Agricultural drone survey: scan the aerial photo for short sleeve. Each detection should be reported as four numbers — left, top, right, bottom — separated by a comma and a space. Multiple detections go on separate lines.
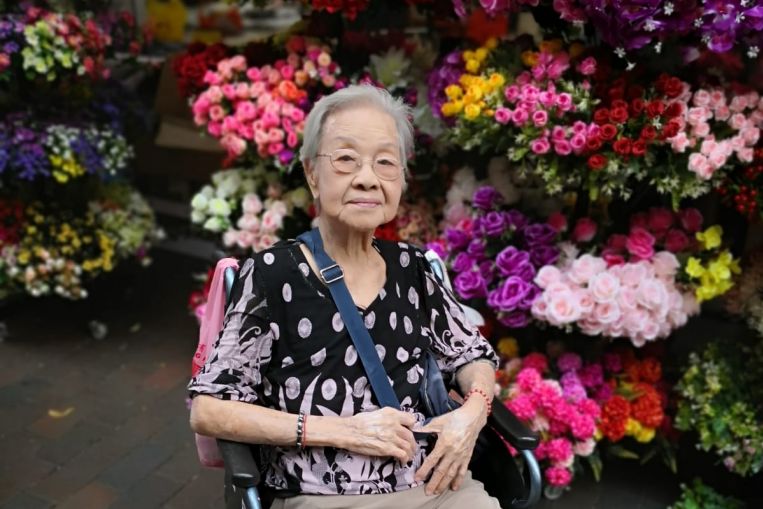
188, 257, 275, 403
416, 250, 499, 379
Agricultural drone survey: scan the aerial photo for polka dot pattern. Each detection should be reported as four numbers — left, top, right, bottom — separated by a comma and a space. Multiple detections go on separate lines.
189, 239, 499, 497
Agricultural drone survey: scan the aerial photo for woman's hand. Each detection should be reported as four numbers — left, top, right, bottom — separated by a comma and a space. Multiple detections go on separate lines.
344, 407, 418, 463
413, 398, 488, 495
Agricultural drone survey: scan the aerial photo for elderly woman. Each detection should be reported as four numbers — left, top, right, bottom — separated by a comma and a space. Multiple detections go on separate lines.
189, 85, 500, 508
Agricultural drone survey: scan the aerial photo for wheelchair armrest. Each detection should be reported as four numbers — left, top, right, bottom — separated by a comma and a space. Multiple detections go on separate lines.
217, 439, 261, 489
488, 396, 539, 450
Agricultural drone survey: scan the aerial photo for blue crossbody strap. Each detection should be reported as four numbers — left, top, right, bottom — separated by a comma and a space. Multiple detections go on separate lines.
296, 228, 401, 410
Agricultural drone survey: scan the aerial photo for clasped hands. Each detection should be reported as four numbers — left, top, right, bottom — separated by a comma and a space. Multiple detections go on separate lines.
346, 398, 488, 496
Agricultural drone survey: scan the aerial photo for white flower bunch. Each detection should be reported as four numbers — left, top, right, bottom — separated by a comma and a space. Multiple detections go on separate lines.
190, 168, 261, 233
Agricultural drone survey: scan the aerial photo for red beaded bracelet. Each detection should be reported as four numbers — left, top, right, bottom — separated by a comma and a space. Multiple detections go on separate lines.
465, 388, 493, 415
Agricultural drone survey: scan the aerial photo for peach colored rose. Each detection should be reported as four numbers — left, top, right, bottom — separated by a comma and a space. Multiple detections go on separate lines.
261, 210, 284, 232
237, 213, 261, 232
570, 254, 606, 285
589, 272, 620, 303
242, 193, 263, 215
236, 230, 257, 249
545, 292, 582, 325
651, 251, 680, 278
617, 286, 638, 311
223, 229, 238, 247
636, 278, 668, 310
575, 289, 595, 314
618, 263, 647, 288
593, 301, 621, 324
535, 265, 563, 289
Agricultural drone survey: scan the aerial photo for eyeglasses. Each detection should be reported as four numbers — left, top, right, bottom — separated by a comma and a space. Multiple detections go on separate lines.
316, 149, 403, 181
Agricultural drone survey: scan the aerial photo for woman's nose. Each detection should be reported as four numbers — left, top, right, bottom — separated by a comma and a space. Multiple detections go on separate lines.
353, 159, 380, 187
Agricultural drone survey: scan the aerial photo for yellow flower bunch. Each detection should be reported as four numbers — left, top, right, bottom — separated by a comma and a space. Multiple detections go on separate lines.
685, 225, 740, 302
49, 155, 86, 184
497, 337, 519, 358
625, 418, 656, 443
696, 225, 723, 250
441, 38, 506, 121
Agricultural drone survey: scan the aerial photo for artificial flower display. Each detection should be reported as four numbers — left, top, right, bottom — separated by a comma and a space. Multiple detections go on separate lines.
432, 37, 763, 204
0, 6, 147, 85
676, 340, 763, 477
190, 167, 312, 253
435, 185, 559, 328
0, 184, 161, 300
0, 115, 133, 184
718, 146, 763, 220
533, 207, 737, 345
190, 36, 345, 169
452, 1, 763, 58
498, 351, 601, 492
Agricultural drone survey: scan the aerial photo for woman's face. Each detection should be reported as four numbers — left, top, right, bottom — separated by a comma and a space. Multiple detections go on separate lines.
305, 104, 404, 233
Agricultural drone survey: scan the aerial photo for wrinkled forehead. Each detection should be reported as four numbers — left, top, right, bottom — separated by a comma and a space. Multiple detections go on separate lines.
319, 104, 400, 150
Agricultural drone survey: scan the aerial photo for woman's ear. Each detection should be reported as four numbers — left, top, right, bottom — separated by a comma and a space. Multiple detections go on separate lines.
303, 159, 319, 199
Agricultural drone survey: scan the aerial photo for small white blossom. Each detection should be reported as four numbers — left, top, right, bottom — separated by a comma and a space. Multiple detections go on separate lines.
748, 46, 760, 59
664, 2, 674, 15
614, 47, 626, 58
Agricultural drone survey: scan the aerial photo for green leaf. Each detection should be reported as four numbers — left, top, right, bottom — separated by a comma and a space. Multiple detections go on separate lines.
586, 454, 603, 482
639, 446, 657, 465
510, 147, 529, 162
607, 444, 640, 460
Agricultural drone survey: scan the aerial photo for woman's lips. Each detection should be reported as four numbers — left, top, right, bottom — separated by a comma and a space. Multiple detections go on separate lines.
348, 200, 381, 208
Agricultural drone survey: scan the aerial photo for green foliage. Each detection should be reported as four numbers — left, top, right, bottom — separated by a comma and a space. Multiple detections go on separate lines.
675, 341, 763, 477
668, 478, 745, 509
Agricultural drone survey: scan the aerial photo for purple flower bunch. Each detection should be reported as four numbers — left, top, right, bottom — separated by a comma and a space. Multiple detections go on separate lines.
698, 0, 763, 53
0, 16, 23, 75
0, 114, 129, 183
443, 185, 560, 328
0, 118, 49, 181
561, 0, 699, 51
427, 51, 463, 122
553, 0, 763, 55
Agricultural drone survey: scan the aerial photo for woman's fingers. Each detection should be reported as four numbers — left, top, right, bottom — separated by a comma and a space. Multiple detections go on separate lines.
426, 457, 458, 495
387, 444, 410, 463
451, 461, 470, 491
397, 410, 417, 428
395, 426, 417, 457
414, 445, 442, 482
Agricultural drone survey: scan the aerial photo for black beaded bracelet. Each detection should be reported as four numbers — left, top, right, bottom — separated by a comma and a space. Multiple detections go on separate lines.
296, 411, 306, 449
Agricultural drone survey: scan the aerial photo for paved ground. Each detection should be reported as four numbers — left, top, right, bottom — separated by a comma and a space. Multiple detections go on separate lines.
0, 249, 687, 508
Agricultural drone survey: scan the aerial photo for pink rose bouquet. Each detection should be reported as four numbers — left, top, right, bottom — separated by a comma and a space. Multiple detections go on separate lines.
531, 252, 697, 347
191, 36, 344, 169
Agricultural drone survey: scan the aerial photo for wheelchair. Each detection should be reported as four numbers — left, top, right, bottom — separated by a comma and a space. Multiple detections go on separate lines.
213, 258, 542, 509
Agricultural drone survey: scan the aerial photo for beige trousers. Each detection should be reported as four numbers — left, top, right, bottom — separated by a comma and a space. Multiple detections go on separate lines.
269, 471, 500, 509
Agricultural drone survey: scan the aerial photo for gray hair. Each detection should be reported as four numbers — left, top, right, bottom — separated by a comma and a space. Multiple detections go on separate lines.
299, 84, 414, 170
